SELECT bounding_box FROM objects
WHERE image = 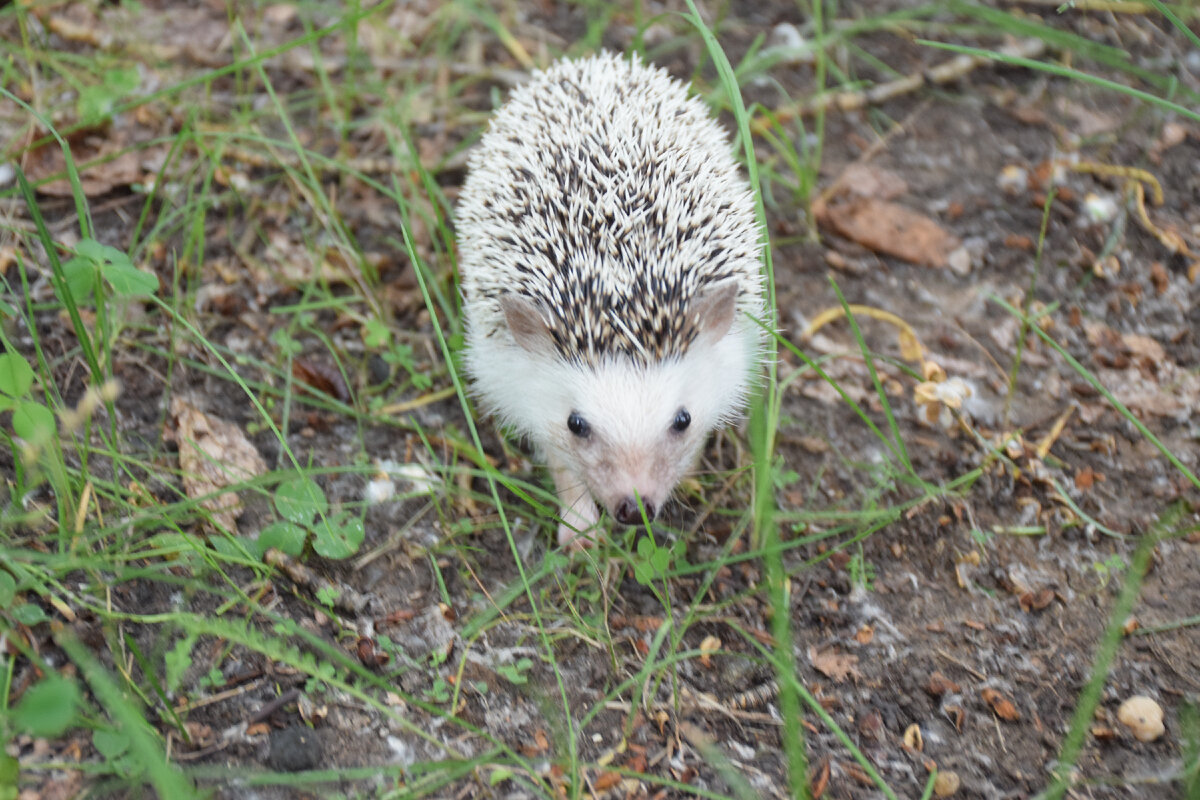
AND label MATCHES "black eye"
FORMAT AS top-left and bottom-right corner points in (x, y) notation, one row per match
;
(567, 411), (591, 438)
(671, 409), (691, 433)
